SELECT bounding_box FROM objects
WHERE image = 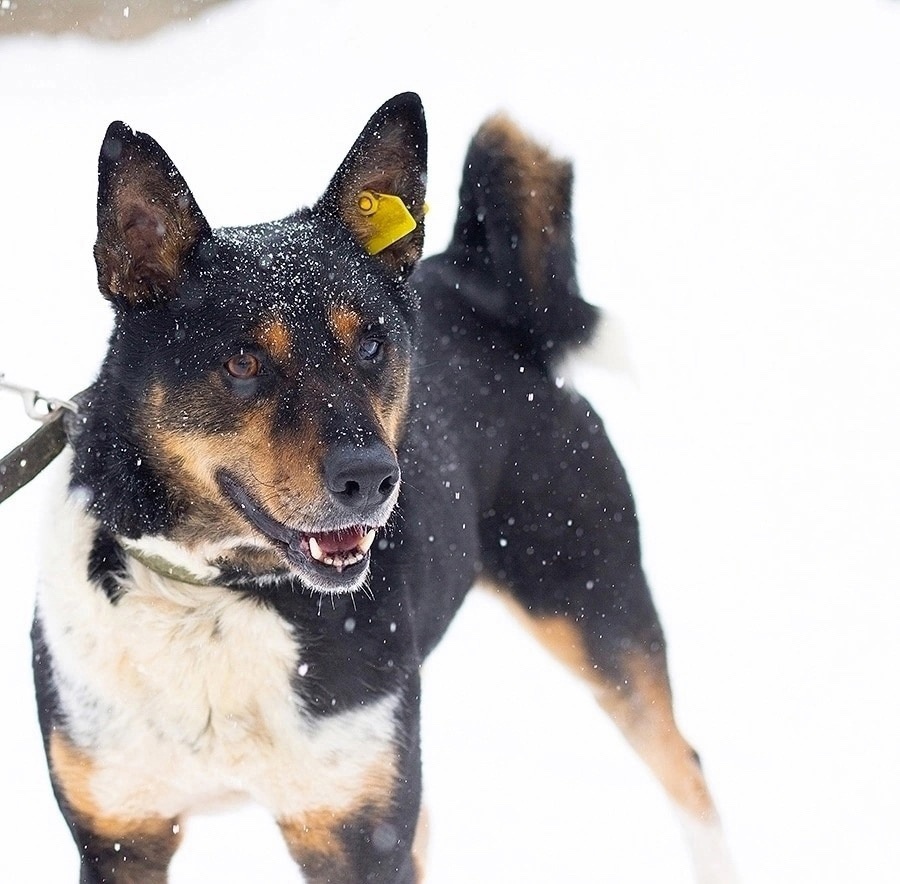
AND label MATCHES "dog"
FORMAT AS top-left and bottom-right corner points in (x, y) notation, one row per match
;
(31, 92), (736, 883)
